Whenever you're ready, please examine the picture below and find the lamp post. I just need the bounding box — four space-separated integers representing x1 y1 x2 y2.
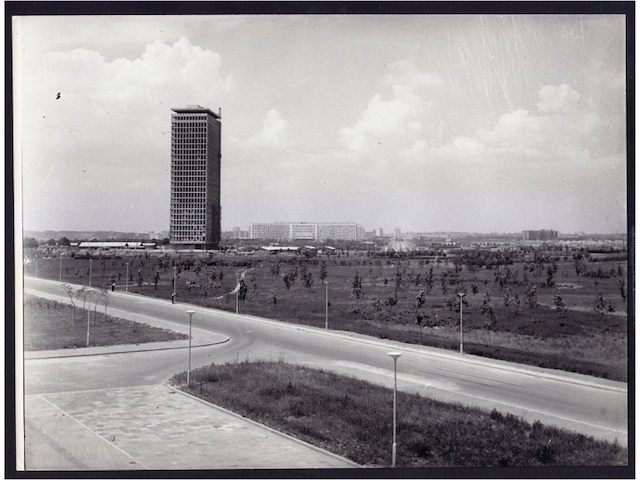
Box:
59 252 62 282
35 256 38 278
125 262 130 292
86 290 93 346
388 351 402 467
186 310 195 388
89 258 92 287
324 281 329 330
457 291 466 354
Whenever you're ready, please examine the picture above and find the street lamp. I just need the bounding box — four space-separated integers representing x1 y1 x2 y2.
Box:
89 258 93 287
59 252 62 282
324 280 329 330
388 351 402 467
457 291 466 354
86 289 93 347
125 262 130 292
185 310 196 388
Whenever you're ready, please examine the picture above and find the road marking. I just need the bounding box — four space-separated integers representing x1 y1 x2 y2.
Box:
38 395 150 470
445 386 627 436
427 369 577 407
318 361 627 437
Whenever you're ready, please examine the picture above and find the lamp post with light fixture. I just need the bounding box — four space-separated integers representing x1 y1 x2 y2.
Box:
457 291 466 354
186 310 196 388
324 281 329 330
388 351 402 467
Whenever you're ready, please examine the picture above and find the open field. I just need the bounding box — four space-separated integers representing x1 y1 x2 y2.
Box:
26 245 628 379
23 294 187 350
173 360 627 468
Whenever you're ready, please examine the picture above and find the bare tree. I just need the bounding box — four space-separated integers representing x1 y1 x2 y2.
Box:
77 286 90 311
99 287 110 316
61 283 78 323
85 288 97 346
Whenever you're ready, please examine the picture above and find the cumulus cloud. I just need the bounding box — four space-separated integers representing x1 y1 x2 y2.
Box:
20 37 233 231
339 61 442 155
33 38 232 113
431 85 605 164
402 139 428 157
247 109 290 148
536 84 580 112
433 135 486 158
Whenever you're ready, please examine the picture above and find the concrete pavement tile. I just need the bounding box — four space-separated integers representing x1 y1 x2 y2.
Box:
25 384 356 470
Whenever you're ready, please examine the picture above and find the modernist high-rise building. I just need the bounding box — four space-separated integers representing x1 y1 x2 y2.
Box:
170 106 222 249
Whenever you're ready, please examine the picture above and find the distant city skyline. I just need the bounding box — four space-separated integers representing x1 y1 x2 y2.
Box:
15 14 628 234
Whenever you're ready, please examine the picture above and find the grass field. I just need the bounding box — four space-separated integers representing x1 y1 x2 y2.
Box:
172 360 627 468
23 295 187 350
27 247 629 379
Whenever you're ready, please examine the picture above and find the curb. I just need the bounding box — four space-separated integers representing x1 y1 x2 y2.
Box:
166 384 361 468
24 336 230 360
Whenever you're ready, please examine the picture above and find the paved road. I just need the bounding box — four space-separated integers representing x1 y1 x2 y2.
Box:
20 277 629 469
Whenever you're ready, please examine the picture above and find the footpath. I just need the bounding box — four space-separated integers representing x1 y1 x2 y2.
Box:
24 384 357 470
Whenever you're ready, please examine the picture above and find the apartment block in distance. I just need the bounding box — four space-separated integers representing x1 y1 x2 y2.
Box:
251 222 364 241
522 229 558 241
170 106 222 249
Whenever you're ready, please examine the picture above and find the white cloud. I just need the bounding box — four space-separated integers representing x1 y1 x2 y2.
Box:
432 85 606 164
35 38 232 111
433 135 486 158
339 61 442 155
402 139 428 157
536 84 580 112
247 109 290 148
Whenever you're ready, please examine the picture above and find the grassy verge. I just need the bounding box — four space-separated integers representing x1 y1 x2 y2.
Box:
338 318 628 380
24 295 187 350
172 361 627 468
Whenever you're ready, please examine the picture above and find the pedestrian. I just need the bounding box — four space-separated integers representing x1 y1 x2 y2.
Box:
171 292 176 304
111 283 116 292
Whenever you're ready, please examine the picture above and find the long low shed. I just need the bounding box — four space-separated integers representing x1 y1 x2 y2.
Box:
77 242 156 249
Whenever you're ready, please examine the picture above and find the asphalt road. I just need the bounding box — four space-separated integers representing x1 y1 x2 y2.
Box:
22 277 628 449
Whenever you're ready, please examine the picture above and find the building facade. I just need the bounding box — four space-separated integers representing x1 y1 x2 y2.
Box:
522 230 558 241
250 223 291 241
250 222 364 241
170 106 222 249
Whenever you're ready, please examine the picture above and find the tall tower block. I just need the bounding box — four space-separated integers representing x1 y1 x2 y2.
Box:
170 106 221 249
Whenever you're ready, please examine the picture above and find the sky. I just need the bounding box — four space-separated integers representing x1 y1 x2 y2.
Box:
14 14 628 234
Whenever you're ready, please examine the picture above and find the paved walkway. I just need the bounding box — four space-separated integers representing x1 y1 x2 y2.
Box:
24 384 357 470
